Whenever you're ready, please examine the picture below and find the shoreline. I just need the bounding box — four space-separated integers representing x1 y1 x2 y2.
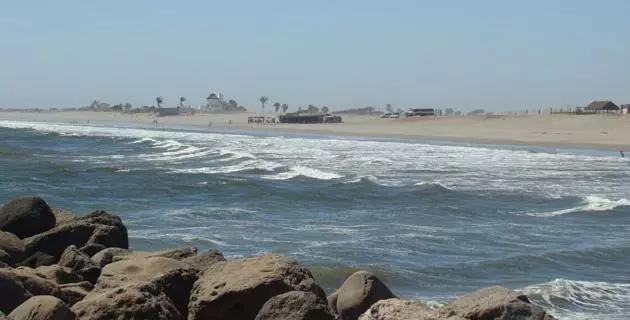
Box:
1 110 629 152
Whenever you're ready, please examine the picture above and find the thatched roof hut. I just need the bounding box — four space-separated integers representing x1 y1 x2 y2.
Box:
584 101 620 111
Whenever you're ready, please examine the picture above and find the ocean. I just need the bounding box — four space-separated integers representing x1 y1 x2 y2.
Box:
1 119 629 319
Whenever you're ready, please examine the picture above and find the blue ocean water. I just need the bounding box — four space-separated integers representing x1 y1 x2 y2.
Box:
1 119 629 319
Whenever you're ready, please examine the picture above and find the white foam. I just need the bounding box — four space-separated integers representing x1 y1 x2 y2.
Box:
522 279 630 319
262 166 342 180
526 196 630 217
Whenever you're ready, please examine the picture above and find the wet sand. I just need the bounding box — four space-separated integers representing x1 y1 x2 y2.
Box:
1 110 629 151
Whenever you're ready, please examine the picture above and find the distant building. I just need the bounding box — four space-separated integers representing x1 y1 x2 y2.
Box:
584 100 620 112
621 104 630 114
157 107 181 117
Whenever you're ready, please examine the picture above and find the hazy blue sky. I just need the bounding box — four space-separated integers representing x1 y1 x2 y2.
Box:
1 1 628 111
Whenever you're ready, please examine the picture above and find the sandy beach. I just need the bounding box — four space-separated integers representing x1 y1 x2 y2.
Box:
1 110 629 151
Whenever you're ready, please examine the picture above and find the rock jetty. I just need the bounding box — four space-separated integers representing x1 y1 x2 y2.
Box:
0 196 556 320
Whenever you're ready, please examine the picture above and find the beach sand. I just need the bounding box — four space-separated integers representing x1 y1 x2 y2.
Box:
1 110 629 151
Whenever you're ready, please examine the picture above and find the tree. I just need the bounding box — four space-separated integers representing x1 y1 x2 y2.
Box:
445 108 454 116
179 97 186 108
124 103 132 110
321 106 329 114
156 96 163 108
89 100 100 110
273 102 281 114
307 104 319 113
259 96 268 114
282 103 288 114
385 104 393 113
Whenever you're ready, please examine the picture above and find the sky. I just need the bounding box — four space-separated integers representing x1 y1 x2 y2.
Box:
0 0 628 112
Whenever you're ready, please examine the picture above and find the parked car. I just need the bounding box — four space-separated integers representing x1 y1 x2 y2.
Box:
381 112 400 118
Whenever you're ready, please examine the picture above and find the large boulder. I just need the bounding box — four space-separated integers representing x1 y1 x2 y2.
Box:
335 271 396 320
32 265 84 285
0 250 11 266
188 254 326 320
0 197 55 239
77 244 105 257
22 210 128 265
7 296 75 320
90 247 130 268
0 231 25 264
0 267 83 307
358 299 455 320
443 286 555 320
182 249 226 273
255 291 334 320
57 246 100 284
51 209 75 226
0 272 32 315
73 256 197 319
18 252 57 269
71 282 182 320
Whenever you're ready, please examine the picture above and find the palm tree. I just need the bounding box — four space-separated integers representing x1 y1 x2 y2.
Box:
282 103 288 114
259 96 268 114
156 96 163 108
273 102 281 115
179 97 186 108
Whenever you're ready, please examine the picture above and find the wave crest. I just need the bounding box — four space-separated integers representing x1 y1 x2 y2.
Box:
526 196 630 217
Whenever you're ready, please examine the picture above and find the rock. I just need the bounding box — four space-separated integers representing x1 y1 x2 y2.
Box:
85 256 197 318
7 296 75 320
335 271 396 320
182 249 226 272
0 231 26 264
0 197 56 239
188 254 326 320
58 246 100 284
71 282 182 320
77 244 105 257
23 210 128 264
0 267 79 307
444 286 554 320
358 299 452 320
51 209 75 226
0 250 11 266
109 247 199 264
0 272 32 315
34 265 84 285
90 248 130 268
18 252 57 268
255 291 334 320
327 290 339 316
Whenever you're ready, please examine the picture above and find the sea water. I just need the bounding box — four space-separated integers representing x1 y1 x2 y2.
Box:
1 119 629 319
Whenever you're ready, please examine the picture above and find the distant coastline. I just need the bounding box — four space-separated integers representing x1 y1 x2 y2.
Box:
1 109 629 152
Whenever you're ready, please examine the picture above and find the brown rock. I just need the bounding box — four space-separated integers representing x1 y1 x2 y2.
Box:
182 249 226 273
358 299 453 320
90 247 130 268
34 265 84 285
7 295 75 320
86 256 197 318
0 267 79 307
327 290 339 316
0 271 32 315
0 250 11 266
51 209 75 226
336 271 396 320
188 254 326 320
71 282 182 320
77 244 105 257
255 291 334 320
0 231 26 264
58 246 100 284
0 197 56 239
18 252 57 269
444 286 555 320
23 211 128 264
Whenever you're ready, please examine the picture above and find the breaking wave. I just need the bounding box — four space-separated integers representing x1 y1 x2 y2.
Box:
523 279 630 320
525 196 630 217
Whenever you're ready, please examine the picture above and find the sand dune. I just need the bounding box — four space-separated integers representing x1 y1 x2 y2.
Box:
1 110 629 150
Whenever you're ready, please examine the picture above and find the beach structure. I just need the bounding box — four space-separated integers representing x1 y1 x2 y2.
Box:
583 101 620 113
278 113 342 124
156 107 181 117
405 108 436 117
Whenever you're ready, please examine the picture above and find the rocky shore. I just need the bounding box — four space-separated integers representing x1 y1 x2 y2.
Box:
0 197 556 320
